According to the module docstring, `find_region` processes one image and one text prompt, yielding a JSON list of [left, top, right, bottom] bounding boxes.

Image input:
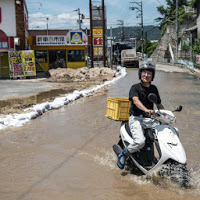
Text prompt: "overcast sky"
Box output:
[[26, 0, 166, 30]]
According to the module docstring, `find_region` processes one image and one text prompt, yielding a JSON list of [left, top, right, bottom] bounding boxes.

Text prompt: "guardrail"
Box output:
[[158, 58, 195, 71]]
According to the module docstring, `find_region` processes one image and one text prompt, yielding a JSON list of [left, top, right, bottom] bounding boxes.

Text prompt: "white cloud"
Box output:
[[29, 12, 86, 29], [27, 0, 164, 30], [57, 13, 72, 20]]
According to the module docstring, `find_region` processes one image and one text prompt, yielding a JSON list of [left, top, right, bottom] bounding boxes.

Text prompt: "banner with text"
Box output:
[[8, 51, 23, 77], [22, 50, 36, 76], [9, 50, 36, 78]]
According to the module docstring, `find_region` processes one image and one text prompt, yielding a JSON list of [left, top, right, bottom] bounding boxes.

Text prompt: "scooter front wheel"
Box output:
[[159, 160, 191, 188]]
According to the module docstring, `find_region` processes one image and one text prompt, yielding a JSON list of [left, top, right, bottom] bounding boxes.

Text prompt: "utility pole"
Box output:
[[189, 32, 193, 62], [78, 8, 81, 29], [110, 26, 113, 69], [102, 0, 106, 67], [130, 1, 144, 59], [117, 20, 125, 42], [89, 0, 94, 68], [46, 17, 49, 36], [75, 8, 84, 29], [176, 0, 179, 61]]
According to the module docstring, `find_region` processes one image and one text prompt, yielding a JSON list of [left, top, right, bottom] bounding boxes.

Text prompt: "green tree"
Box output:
[[136, 39, 159, 57], [155, 0, 192, 34], [192, 39, 200, 54], [147, 41, 159, 57]]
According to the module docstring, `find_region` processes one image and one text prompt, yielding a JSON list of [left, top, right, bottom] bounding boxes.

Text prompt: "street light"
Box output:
[[15, 0, 21, 5]]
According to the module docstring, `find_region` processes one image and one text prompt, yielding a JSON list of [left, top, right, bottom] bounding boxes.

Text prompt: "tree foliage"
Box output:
[[192, 39, 200, 54], [136, 38, 159, 57], [155, 0, 192, 34]]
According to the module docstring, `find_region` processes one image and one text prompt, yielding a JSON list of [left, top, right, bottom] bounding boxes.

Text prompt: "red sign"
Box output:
[[93, 37, 103, 46]]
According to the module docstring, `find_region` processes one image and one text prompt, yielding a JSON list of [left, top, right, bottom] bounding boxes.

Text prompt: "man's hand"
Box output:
[[145, 109, 155, 117]]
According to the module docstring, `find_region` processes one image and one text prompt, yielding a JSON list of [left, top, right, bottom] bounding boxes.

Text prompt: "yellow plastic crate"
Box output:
[[106, 97, 131, 121]]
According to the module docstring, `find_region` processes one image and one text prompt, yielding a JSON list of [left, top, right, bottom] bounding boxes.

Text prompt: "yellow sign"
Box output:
[[22, 50, 36, 76], [94, 47, 103, 56], [8, 51, 23, 77], [93, 28, 103, 37]]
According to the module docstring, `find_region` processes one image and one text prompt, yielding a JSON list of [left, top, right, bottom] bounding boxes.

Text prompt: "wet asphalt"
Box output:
[[0, 64, 199, 101], [0, 79, 54, 100]]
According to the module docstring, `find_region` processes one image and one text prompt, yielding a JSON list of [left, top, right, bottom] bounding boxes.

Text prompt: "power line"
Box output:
[[156, 0, 164, 6]]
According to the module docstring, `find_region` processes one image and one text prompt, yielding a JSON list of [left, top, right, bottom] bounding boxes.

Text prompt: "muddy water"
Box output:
[[0, 68, 200, 200], [0, 89, 68, 108]]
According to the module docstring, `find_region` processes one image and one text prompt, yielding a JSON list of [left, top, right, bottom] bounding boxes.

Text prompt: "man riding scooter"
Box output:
[[117, 61, 165, 169]]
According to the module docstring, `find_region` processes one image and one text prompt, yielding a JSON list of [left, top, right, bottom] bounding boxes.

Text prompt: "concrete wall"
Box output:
[[197, 2, 200, 38], [0, 0, 16, 37]]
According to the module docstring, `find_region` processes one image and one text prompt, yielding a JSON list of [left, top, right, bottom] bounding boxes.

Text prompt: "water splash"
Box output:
[[91, 148, 200, 194]]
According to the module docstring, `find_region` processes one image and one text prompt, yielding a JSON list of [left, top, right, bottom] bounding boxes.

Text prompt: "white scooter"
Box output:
[[113, 93, 191, 187]]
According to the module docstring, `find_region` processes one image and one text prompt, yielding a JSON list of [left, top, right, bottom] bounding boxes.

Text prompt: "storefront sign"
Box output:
[[70, 32, 83, 44], [93, 28, 103, 37], [22, 50, 36, 76], [9, 50, 36, 77], [94, 47, 103, 56], [0, 30, 10, 49], [36, 36, 66, 45], [66, 30, 87, 45], [8, 51, 23, 77], [0, 41, 8, 48], [93, 37, 103, 46]]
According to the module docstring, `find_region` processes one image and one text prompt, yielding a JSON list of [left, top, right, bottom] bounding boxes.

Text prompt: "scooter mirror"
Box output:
[[173, 105, 183, 112], [147, 93, 157, 104]]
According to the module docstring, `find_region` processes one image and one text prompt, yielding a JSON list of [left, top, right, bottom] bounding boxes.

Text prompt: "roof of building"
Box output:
[[29, 29, 69, 36], [29, 29, 87, 36]]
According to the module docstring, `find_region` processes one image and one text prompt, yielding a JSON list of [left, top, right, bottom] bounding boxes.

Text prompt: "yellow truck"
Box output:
[[121, 49, 139, 68]]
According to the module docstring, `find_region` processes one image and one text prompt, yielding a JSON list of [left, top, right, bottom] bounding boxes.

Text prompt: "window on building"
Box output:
[[67, 50, 85, 62], [35, 50, 47, 63]]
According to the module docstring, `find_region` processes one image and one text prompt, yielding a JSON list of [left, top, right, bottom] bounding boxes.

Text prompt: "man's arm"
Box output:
[[132, 96, 152, 113], [157, 103, 165, 109]]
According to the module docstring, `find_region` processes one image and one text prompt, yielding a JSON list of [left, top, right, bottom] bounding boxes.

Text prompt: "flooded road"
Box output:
[[0, 67, 200, 200]]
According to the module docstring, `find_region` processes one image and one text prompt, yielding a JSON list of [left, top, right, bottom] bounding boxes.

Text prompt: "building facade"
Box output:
[[0, 0, 28, 78], [29, 29, 88, 71], [193, 0, 200, 38]]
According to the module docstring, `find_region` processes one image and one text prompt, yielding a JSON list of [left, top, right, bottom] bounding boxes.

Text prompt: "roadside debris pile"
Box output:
[[48, 67, 118, 83]]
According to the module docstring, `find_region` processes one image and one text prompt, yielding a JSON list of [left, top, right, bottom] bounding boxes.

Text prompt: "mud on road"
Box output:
[[0, 63, 199, 117], [0, 67, 118, 116]]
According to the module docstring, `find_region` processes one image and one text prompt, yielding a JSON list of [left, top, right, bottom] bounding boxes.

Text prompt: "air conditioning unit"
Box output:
[[14, 37, 20, 46]]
